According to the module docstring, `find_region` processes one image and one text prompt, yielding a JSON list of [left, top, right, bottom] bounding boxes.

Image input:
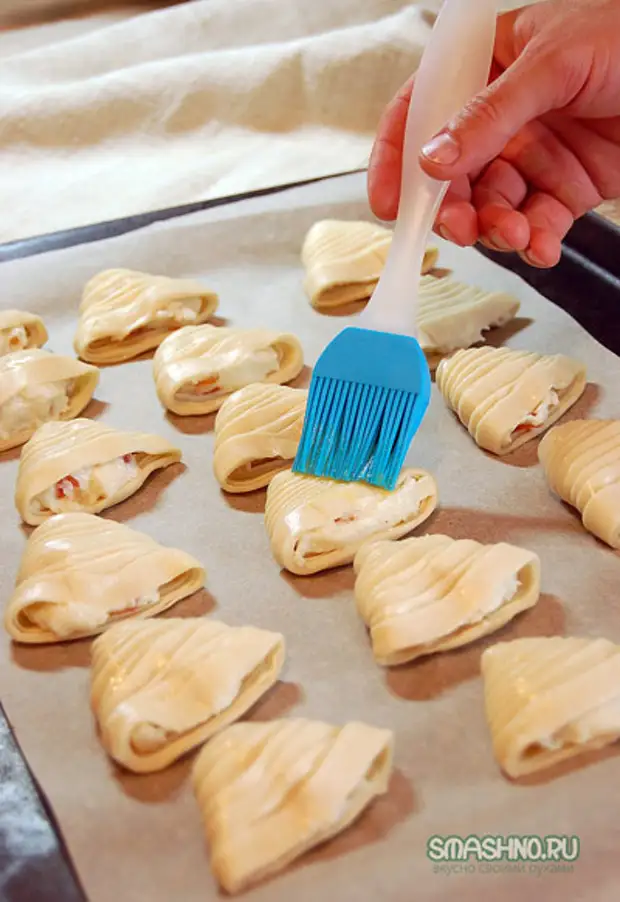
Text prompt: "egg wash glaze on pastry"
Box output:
[[538, 418, 620, 549], [213, 383, 307, 492], [153, 325, 304, 416], [15, 418, 181, 525], [481, 636, 620, 778], [90, 617, 285, 773], [74, 268, 219, 363], [265, 468, 438, 575], [4, 513, 204, 643], [354, 535, 540, 666], [0, 310, 48, 357], [192, 718, 394, 894], [436, 345, 586, 454], [0, 349, 99, 452]]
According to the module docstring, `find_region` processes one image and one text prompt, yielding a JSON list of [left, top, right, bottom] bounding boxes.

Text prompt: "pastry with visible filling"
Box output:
[[90, 617, 285, 773], [153, 325, 304, 416], [4, 513, 205, 644], [264, 468, 438, 575], [354, 534, 540, 666], [302, 218, 438, 309], [0, 349, 99, 453], [417, 275, 520, 368], [538, 419, 620, 549], [15, 418, 181, 525], [192, 718, 393, 894], [0, 310, 47, 357], [74, 268, 219, 364], [436, 346, 586, 454], [213, 383, 307, 493], [481, 636, 620, 778]]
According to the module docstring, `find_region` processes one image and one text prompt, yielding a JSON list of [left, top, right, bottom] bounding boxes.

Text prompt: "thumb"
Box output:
[[418, 44, 580, 179]]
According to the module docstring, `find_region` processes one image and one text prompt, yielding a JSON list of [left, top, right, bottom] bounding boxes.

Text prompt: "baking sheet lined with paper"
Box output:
[[0, 172, 619, 902]]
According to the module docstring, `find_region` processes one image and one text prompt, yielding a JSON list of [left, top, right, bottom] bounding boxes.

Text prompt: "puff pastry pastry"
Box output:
[[15, 418, 181, 525], [538, 419, 620, 549], [265, 468, 438, 575], [213, 383, 307, 492], [302, 218, 438, 309], [74, 268, 219, 364], [354, 534, 540, 666], [193, 718, 394, 894], [91, 617, 285, 773], [481, 636, 620, 778], [5, 513, 205, 644], [0, 310, 47, 357], [0, 349, 99, 453], [436, 346, 586, 455], [153, 325, 304, 416], [417, 275, 520, 368]]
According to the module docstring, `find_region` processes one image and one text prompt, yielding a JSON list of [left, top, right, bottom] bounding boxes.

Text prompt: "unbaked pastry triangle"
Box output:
[[91, 617, 285, 773], [301, 218, 438, 309], [538, 419, 620, 549], [192, 717, 393, 893], [354, 534, 540, 665], [417, 274, 519, 368], [436, 345, 586, 454], [213, 383, 307, 493], [265, 467, 438, 575], [153, 325, 304, 416], [4, 513, 205, 644], [0, 310, 47, 357], [74, 268, 219, 364], [0, 349, 99, 453], [15, 417, 182, 525], [481, 636, 620, 778]]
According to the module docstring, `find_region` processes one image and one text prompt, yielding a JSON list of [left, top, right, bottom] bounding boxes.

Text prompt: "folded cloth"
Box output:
[[0, 0, 542, 243]]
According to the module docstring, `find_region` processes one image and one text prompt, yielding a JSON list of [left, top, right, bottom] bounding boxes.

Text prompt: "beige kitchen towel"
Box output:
[[0, 0, 541, 244]]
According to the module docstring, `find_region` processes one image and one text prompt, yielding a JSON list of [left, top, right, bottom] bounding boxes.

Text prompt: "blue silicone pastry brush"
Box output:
[[293, 0, 497, 490]]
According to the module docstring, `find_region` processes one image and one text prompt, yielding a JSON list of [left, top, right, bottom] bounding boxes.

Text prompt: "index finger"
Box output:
[[367, 75, 415, 221]]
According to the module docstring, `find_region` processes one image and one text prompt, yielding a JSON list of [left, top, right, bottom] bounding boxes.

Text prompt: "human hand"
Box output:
[[368, 0, 620, 267]]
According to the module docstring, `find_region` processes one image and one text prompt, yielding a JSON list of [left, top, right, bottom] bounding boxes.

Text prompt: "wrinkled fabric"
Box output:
[[0, 0, 540, 242]]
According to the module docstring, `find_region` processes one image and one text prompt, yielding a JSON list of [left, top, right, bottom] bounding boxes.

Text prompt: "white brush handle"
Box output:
[[360, 0, 497, 336]]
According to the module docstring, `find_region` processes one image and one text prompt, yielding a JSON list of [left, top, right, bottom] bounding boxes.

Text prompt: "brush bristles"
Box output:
[[292, 375, 420, 490]]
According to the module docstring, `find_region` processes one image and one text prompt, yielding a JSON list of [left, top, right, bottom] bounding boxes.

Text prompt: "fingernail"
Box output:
[[421, 131, 461, 166], [524, 250, 548, 267], [438, 224, 457, 244], [489, 228, 512, 251]]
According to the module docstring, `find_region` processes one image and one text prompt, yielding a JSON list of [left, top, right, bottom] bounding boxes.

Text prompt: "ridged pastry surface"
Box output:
[[213, 383, 307, 492], [5, 513, 204, 643], [193, 718, 393, 893], [91, 617, 285, 773], [15, 417, 181, 524], [265, 467, 438, 575], [482, 636, 620, 777], [74, 268, 218, 363], [539, 418, 620, 548], [436, 345, 586, 454], [153, 325, 304, 415], [354, 534, 540, 665]]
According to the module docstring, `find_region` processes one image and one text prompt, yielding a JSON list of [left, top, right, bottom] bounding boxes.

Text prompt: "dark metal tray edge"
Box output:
[[563, 210, 620, 280]]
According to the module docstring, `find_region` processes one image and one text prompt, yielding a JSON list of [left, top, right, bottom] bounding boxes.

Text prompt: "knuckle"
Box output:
[[457, 92, 506, 131]]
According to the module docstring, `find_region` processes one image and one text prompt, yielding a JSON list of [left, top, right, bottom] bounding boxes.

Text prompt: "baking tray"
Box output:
[[562, 210, 620, 281], [1, 172, 620, 902], [478, 241, 620, 357]]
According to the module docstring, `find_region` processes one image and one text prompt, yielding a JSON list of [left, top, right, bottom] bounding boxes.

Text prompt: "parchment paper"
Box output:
[[1, 172, 619, 902]]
